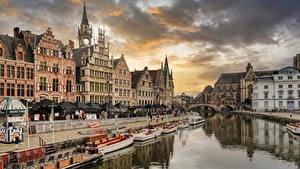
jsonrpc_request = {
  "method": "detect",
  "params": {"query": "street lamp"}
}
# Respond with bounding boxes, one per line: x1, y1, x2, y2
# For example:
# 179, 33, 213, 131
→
106, 76, 110, 118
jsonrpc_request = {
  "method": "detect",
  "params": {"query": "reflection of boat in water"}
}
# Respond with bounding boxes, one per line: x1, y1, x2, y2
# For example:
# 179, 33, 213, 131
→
102, 146, 134, 161
286, 123, 300, 135
189, 116, 205, 125
134, 136, 162, 147
134, 128, 162, 141
188, 122, 204, 130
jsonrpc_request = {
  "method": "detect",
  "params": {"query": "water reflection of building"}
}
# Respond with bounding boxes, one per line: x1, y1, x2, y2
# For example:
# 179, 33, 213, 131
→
95, 148, 133, 169
204, 113, 300, 164
133, 135, 174, 168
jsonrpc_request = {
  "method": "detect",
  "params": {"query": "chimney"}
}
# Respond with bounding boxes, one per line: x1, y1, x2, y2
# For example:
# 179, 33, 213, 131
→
23, 30, 31, 46
69, 40, 74, 49
13, 27, 19, 38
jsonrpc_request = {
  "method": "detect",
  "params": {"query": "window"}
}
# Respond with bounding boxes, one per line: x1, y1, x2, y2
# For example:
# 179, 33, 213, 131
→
264, 101, 268, 108
298, 84, 300, 88
298, 91, 300, 98
53, 50, 59, 57
95, 82, 99, 93
68, 52, 71, 59
127, 80, 130, 86
76, 96, 80, 102
53, 64, 59, 73
7, 65, 15, 78
17, 67, 24, 79
143, 81, 145, 86
288, 76, 293, 79
67, 80, 72, 92
264, 85, 268, 89
278, 76, 283, 80
278, 90, 283, 99
7, 83, 15, 96
119, 89, 122, 97
27, 85, 34, 97
40, 47, 47, 55
298, 76, 300, 79
90, 70, 94, 77
119, 69, 122, 75
264, 92, 268, 99
123, 70, 126, 76
17, 52, 23, 60
52, 78, 59, 92
115, 88, 118, 96
40, 77, 47, 91
17, 84, 24, 96
119, 80, 122, 86
0, 83, 3, 96
0, 64, 4, 77
288, 84, 293, 88
26, 68, 34, 79
146, 75, 149, 80
279, 101, 283, 108
90, 95, 94, 103
0, 48, 2, 56
66, 66, 72, 75
279, 85, 283, 89
40, 61, 47, 71
90, 82, 94, 92
115, 79, 118, 85
95, 96, 99, 103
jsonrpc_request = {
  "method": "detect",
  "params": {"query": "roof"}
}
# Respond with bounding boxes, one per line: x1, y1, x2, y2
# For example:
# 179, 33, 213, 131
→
81, 2, 89, 25
113, 58, 120, 68
202, 85, 213, 93
149, 70, 160, 86
72, 45, 94, 66
216, 72, 245, 84
0, 34, 34, 63
131, 71, 143, 88
216, 70, 277, 84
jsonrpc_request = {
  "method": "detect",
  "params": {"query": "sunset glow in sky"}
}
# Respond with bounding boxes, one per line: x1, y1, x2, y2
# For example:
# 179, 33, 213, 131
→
1, 0, 300, 96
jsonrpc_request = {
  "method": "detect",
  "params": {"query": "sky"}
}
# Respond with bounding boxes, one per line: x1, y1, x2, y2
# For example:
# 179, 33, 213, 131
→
1, 0, 300, 96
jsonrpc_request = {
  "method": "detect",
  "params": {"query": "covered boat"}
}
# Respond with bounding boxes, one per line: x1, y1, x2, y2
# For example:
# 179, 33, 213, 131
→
162, 123, 177, 134
189, 116, 205, 125
286, 123, 300, 135
134, 127, 162, 141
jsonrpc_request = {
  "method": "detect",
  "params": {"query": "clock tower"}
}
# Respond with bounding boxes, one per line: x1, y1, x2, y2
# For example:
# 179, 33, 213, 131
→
78, 2, 92, 47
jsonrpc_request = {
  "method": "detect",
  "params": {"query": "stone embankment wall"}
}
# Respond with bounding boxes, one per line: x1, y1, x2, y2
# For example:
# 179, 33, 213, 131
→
231, 111, 300, 123
30, 117, 147, 133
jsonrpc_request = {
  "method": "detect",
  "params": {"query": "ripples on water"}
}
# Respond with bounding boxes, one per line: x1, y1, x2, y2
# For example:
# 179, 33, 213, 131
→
86, 113, 300, 169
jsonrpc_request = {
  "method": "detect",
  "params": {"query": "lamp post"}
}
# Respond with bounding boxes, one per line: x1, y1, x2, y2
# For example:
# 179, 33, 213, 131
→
106, 77, 110, 118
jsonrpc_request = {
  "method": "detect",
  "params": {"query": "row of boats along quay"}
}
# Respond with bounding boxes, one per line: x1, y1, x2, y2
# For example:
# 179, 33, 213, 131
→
0, 99, 204, 169
1, 98, 300, 169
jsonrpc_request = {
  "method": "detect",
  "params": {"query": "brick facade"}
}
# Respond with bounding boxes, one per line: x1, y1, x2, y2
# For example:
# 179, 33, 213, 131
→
113, 55, 132, 106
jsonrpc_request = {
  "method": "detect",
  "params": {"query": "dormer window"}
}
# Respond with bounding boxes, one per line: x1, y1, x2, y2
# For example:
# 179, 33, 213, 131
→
0, 48, 3, 56
17, 52, 23, 60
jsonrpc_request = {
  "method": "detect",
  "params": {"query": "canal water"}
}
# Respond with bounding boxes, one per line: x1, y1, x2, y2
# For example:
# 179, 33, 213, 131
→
87, 113, 300, 169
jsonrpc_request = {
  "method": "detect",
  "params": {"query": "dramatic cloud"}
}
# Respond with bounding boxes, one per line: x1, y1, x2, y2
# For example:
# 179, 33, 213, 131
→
1, 0, 300, 96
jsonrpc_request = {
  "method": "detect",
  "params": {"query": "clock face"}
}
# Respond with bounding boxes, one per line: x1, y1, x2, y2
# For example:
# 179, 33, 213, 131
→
83, 38, 89, 45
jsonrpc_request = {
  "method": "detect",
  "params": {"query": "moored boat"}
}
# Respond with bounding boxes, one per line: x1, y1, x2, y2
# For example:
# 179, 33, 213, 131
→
178, 118, 190, 129
98, 135, 134, 155
162, 123, 177, 134
189, 116, 205, 125
134, 127, 162, 141
286, 123, 300, 135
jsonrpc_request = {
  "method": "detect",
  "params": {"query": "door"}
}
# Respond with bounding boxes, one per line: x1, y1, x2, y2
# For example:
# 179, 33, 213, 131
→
287, 101, 294, 110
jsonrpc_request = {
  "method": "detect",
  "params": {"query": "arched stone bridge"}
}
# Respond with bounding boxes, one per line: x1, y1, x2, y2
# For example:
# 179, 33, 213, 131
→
188, 103, 235, 112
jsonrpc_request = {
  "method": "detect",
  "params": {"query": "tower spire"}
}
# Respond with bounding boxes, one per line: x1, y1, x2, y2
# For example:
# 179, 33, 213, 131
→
164, 55, 169, 70
81, 2, 89, 25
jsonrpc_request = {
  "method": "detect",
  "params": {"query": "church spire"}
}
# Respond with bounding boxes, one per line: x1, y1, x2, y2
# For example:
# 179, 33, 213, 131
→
164, 55, 169, 70
81, 2, 89, 25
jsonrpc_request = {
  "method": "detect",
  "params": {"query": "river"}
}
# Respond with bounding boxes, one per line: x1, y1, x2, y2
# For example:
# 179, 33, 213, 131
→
85, 113, 300, 169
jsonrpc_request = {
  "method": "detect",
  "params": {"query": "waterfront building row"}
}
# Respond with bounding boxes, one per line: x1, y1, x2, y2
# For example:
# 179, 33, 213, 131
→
0, 3, 174, 107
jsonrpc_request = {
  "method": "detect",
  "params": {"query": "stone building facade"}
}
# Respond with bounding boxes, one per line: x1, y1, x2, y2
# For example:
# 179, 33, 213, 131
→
149, 57, 174, 108
73, 3, 114, 104
34, 28, 76, 102
0, 28, 35, 101
131, 67, 154, 106
113, 55, 132, 106
252, 67, 300, 111
200, 63, 274, 108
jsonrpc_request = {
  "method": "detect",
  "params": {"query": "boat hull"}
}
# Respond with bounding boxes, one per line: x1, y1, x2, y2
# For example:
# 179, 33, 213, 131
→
190, 119, 205, 125
98, 137, 134, 155
286, 124, 300, 135
178, 123, 189, 129
162, 126, 177, 134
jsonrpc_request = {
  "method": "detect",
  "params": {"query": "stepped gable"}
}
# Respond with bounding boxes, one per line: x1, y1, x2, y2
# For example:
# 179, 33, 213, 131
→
0, 34, 34, 62
149, 70, 160, 85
